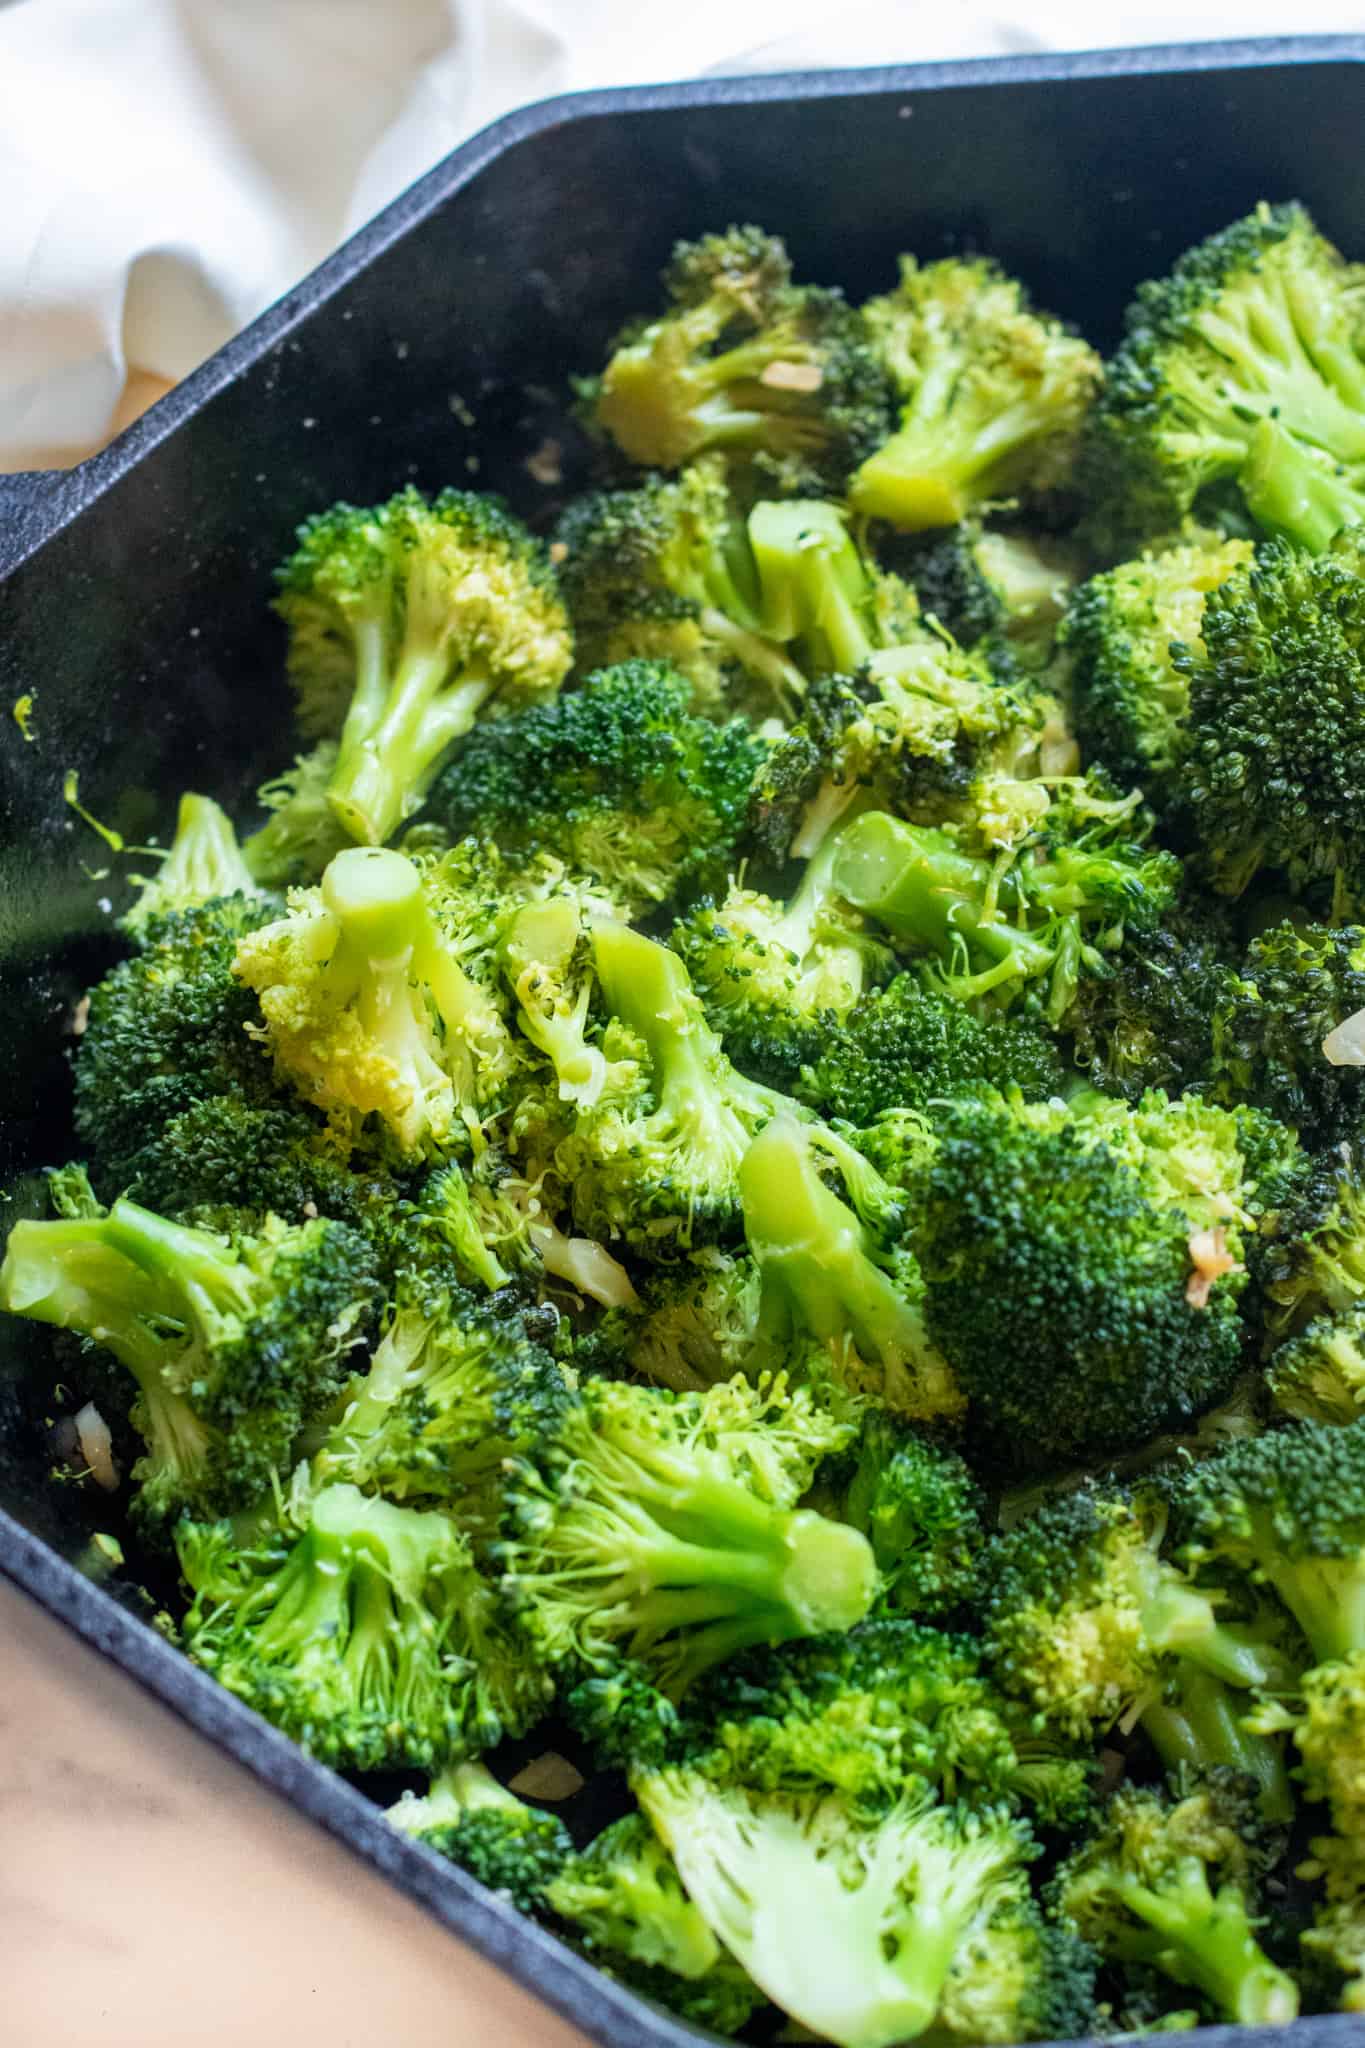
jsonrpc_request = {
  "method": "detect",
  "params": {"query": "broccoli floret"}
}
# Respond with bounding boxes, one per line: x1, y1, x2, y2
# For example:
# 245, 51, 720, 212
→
1259, 1154, 1365, 1334
590, 225, 892, 493
388, 1759, 572, 1911
1081, 202, 1365, 560
555, 460, 808, 719
831, 795, 1181, 1028
672, 823, 892, 1088
1065, 534, 1254, 799
0, 1199, 376, 1528
242, 742, 350, 886
121, 793, 266, 939
273, 487, 571, 847
547, 922, 783, 1255
1252, 1652, 1365, 1841
1269, 1305, 1365, 1426
834, 1414, 986, 1618
638, 1767, 1042, 2048
1052, 1774, 1298, 2027
919, 1092, 1274, 1473
851, 255, 1100, 530
232, 846, 519, 1158
1177, 1417, 1365, 1665
313, 1282, 570, 1508
1067, 891, 1235, 1103
453, 1147, 639, 1310
596, 1250, 760, 1395
109, 1095, 403, 1243
982, 1486, 1297, 1817
1300, 1834, 1365, 2011
548, 1812, 722, 1978
794, 972, 1063, 1124
682, 1617, 1069, 1819
892, 521, 1082, 669
74, 895, 281, 1190
740, 1115, 963, 1425
181, 1482, 550, 1768
496, 1373, 872, 1693
1208, 919, 1365, 1144
427, 661, 767, 915
1176, 532, 1365, 909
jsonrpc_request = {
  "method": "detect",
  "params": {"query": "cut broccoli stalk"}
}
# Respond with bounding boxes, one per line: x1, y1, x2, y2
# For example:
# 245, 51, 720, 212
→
274, 489, 571, 847
740, 1117, 962, 1424
122, 793, 263, 938
748, 499, 879, 676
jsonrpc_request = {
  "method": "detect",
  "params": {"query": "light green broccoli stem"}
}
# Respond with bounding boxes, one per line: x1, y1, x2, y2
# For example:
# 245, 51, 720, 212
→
322, 846, 492, 1109
1239, 417, 1365, 552
1256, 1532, 1365, 1665
852, 379, 1058, 531
740, 1117, 923, 1371
1140, 1671, 1293, 1824
696, 604, 809, 715
501, 898, 608, 1108
1109, 1863, 1299, 2026
831, 812, 1058, 994
124, 793, 261, 935
99, 1199, 259, 1325
328, 553, 493, 846
749, 499, 876, 675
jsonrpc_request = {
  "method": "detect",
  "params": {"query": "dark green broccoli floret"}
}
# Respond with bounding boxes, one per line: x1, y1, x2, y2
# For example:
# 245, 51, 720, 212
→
1067, 891, 1235, 1102
1065, 533, 1254, 799
591, 225, 892, 494
242, 741, 350, 887
1052, 1773, 1298, 2027
1269, 1305, 1365, 1427
0, 1199, 377, 1529
834, 1414, 986, 1618
982, 1485, 1297, 1818
918, 1093, 1265, 1473
233, 846, 521, 1159
273, 487, 571, 847
74, 895, 281, 1192
890, 521, 1082, 668
831, 795, 1181, 1028
1208, 919, 1365, 1144
313, 1282, 571, 1509
1081, 201, 1365, 561
427, 661, 768, 915
1177, 1416, 1365, 1666
121, 793, 266, 939
1176, 532, 1365, 909
496, 1372, 872, 1694
638, 1765, 1046, 2048
554, 460, 807, 719
180, 1482, 550, 1768
740, 1114, 964, 1425
388, 1760, 572, 1911
851, 255, 1100, 530
1258, 1154, 1365, 1335
682, 1617, 1067, 1817
794, 972, 1063, 1124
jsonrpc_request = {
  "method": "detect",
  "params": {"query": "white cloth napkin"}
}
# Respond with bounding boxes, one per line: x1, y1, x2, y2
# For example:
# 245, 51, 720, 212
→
1, 0, 1361, 471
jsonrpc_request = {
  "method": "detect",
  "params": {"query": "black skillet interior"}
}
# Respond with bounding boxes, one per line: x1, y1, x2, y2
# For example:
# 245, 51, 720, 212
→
4, 38, 1365, 2048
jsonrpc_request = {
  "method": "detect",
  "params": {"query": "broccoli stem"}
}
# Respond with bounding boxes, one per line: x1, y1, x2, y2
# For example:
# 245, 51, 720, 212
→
101, 1199, 257, 1323
741, 1117, 924, 1370
748, 500, 875, 675
831, 813, 1057, 987
696, 605, 808, 715
1259, 1546, 1365, 1665
1114, 1868, 1299, 2026
329, 566, 490, 845
852, 395, 1055, 531
1239, 416, 1364, 552
1141, 1671, 1293, 1823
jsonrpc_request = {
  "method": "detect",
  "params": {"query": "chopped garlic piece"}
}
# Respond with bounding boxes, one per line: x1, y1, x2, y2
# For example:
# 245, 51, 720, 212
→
74, 1402, 119, 1491
758, 359, 823, 394
1324, 1008, 1365, 1066
529, 1220, 640, 1310
508, 1752, 584, 1801
1185, 1225, 1241, 1309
